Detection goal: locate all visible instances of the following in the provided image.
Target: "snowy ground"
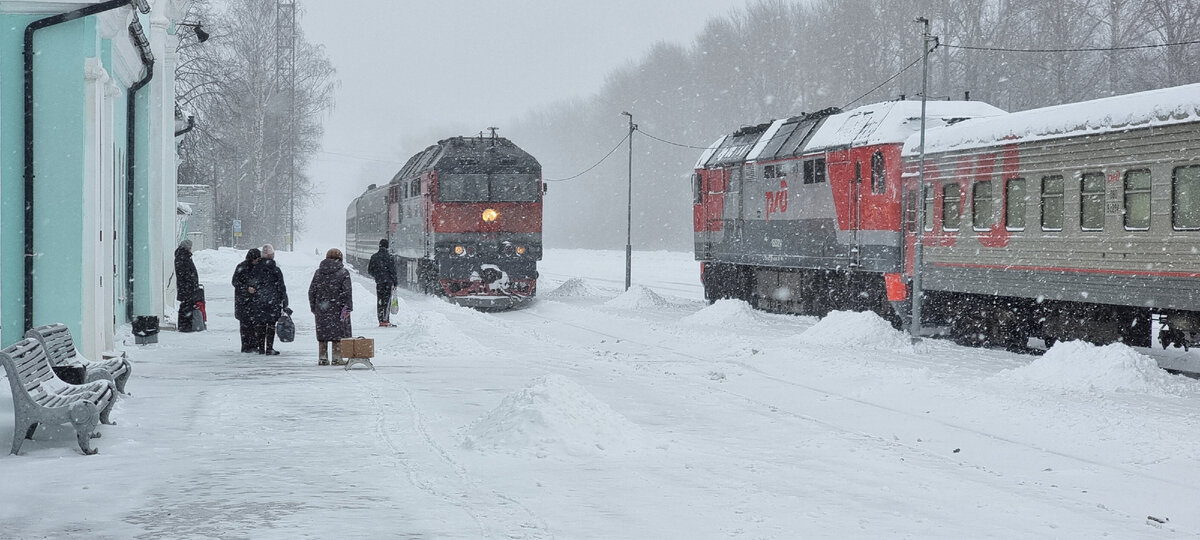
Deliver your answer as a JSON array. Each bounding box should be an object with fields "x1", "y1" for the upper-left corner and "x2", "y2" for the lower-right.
[{"x1": 2, "y1": 248, "x2": 1200, "y2": 539}]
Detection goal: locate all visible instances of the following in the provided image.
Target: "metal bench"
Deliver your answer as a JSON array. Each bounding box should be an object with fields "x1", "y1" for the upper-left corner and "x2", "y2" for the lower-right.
[
  {"x1": 27, "y1": 323, "x2": 132, "y2": 394},
  {"x1": 0, "y1": 337, "x2": 117, "y2": 455}
]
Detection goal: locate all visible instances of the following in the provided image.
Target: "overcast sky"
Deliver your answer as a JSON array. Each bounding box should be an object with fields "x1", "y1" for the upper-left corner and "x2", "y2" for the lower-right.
[{"x1": 298, "y1": 0, "x2": 753, "y2": 249}]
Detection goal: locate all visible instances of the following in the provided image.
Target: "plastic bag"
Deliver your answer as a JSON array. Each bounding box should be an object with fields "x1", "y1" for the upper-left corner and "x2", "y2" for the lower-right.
[
  {"x1": 389, "y1": 291, "x2": 400, "y2": 314},
  {"x1": 276, "y1": 312, "x2": 295, "y2": 343}
]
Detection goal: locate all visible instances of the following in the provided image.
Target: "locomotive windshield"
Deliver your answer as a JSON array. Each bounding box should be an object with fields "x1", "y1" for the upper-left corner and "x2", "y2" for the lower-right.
[{"x1": 439, "y1": 173, "x2": 541, "y2": 202}]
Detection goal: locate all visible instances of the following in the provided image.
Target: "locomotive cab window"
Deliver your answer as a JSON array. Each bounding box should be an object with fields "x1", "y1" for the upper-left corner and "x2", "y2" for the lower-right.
[
  {"x1": 438, "y1": 173, "x2": 541, "y2": 203},
  {"x1": 942, "y1": 183, "x2": 961, "y2": 231},
  {"x1": 1041, "y1": 175, "x2": 1064, "y2": 231},
  {"x1": 1173, "y1": 165, "x2": 1200, "y2": 230},
  {"x1": 1124, "y1": 169, "x2": 1151, "y2": 230},
  {"x1": 870, "y1": 151, "x2": 885, "y2": 194},
  {"x1": 1080, "y1": 172, "x2": 1105, "y2": 231},
  {"x1": 972, "y1": 180, "x2": 994, "y2": 230},
  {"x1": 802, "y1": 158, "x2": 826, "y2": 184},
  {"x1": 693, "y1": 172, "x2": 703, "y2": 204},
  {"x1": 1005, "y1": 177, "x2": 1026, "y2": 230}
]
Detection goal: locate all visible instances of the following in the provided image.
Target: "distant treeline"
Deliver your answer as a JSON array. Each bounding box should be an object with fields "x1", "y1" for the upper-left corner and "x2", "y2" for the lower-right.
[{"x1": 506, "y1": 0, "x2": 1200, "y2": 251}]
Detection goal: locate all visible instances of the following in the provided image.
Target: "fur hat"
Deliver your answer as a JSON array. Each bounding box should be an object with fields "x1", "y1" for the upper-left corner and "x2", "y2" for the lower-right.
[{"x1": 379, "y1": 238, "x2": 389, "y2": 249}]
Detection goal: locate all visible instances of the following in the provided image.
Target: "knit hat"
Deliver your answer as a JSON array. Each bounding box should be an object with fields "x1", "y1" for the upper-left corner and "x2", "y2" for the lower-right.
[
  {"x1": 262, "y1": 244, "x2": 275, "y2": 259},
  {"x1": 179, "y1": 238, "x2": 192, "y2": 250},
  {"x1": 379, "y1": 239, "x2": 388, "y2": 249}
]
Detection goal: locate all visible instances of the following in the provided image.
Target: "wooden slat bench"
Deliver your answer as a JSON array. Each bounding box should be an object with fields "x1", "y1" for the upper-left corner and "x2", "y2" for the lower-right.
[
  {"x1": 27, "y1": 323, "x2": 132, "y2": 394},
  {"x1": 0, "y1": 337, "x2": 117, "y2": 455}
]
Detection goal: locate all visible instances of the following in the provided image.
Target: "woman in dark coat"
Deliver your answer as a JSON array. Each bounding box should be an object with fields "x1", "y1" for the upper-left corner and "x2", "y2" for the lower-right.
[
  {"x1": 232, "y1": 248, "x2": 262, "y2": 353},
  {"x1": 308, "y1": 248, "x2": 353, "y2": 366},
  {"x1": 249, "y1": 244, "x2": 288, "y2": 355},
  {"x1": 174, "y1": 239, "x2": 202, "y2": 332}
]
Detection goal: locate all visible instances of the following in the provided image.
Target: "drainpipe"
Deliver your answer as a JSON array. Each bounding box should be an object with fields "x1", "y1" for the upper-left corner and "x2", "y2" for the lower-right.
[
  {"x1": 22, "y1": 0, "x2": 147, "y2": 333},
  {"x1": 126, "y1": 16, "x2": 155, "y2": 322},
  {"x1": 174, "y1": 115, "x2": 195, "y2": 137}
]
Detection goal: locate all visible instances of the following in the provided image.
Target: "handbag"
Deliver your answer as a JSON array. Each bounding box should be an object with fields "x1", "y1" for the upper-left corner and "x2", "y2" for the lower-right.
[
  {"x1": 389, "y1": 291, "x2": 400, "y2": 314},
  {"x1": 276, "y1": 311, "x2": 296, "y2": 343}
]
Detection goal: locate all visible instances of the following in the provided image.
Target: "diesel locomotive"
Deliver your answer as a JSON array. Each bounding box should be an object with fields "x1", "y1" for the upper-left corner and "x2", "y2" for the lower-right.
[
  {"x1": 693, "y1": 83, "x2": 1200, "y2": 350},
  {"x1": 346, "y1": 134, "x2": 544, "y2": 309}
]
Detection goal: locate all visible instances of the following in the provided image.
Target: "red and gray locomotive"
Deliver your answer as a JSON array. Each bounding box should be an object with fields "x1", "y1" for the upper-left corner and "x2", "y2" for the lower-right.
[
  {"x1": 694, "y1": 83, "x2": 1200, "y2": 350},
  {"x1": 346, "y1": 134, "x2": 544, "y2": 309}
]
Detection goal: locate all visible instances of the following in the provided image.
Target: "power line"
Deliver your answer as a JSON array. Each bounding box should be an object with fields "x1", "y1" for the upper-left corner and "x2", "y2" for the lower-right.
[
  {"x1": 843, "y1": 52, "x2": 927, "y2": 109},
  {"x1": 312, "y1": 149, "x2": 406, "y2": 165},
  {"x1": 544, "y1": 132, "x2": 631, "y2": 182},
  {"x1": 637, "y1": 128, "x2": 712, "y2": 150},
  {"x1": 944, "y1": 39, "x2": 1200, "y2": 54}
]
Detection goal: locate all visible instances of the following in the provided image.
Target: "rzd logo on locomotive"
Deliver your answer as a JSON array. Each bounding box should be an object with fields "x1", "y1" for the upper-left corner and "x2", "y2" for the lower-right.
[{"x1": 765, "y1": 180, "x2": 788, "y2": 220}]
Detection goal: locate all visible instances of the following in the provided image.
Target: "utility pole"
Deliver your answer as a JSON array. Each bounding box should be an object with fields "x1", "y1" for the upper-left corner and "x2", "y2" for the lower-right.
[
  {"x1": 277, "y1": 0, "x2": 297, "y2": 250},
  {"x1": 621, "y1": 111, "x2": 635, "y2": 291},
  {"x1": 911, "y1": 16, "x2": 933, "y2": 341}
]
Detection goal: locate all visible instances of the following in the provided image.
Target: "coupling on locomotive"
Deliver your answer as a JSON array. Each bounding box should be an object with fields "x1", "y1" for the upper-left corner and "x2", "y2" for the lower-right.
[
  {"x1": 693, "y1": 82, "x2": 1200, "y2": 350},
  {"x1": 346, "y1": 134, "x2": 543, "y2": 309}
]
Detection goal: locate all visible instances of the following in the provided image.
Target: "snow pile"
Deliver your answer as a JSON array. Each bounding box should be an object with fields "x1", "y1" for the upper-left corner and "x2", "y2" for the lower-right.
[
  {"x1": 191, "y1": 247, "x2": 241, "y2": 277},
  {"x1": 681, "y1": 299, "x2": 761, "y2": 327},
  {"x1": 796, "y1": 310, "x2": 910, "y2": 350},
  {"x1": 604, "y1": 285, "x2": 670, "y2": 310},
  {"x1": 1001, "y1": 341, "x2": 1195, "y2": 395},
  {"x1": 542, "y1": 277, "x2": 603, "y2": 299},
  {"x1": 461, "y1": 374, "x2": 649, "y2": 457}
]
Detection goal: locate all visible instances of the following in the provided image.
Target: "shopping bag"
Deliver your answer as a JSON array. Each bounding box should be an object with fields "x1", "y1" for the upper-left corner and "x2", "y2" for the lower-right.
[
  {"x1": 276, "y1": 312, "x2": 296, "y2": 343},
  {"x1": 191, "y1": 307, "x2": 206, "y2": 332},
  {"x1": 389, "y1": 291, "x2": 400, "y2": 314}
]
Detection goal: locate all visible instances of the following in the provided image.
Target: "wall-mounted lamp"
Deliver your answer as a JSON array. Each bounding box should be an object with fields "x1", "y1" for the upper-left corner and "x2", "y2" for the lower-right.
[{"x1": 177, "y1": 22, "x2": 209, "y2": 42}]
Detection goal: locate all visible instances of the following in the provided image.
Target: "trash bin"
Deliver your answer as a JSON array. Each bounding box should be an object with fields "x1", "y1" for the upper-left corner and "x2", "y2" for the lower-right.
[{"x1": 133, "y1": 315, "x2": 160, "y2": 345}]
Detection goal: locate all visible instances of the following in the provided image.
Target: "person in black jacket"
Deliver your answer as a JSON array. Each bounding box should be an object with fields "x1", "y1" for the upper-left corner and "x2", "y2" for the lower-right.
[
  {"x1": 232, "y1": 248, "x2": 262, "y2": 353},
  {"x1": 175, "y1": 239, "x2": 202, "y2": 332},
  {"x1": 250, "y1": 244, "x2": 288, "y2": 355},
  {"x1": 367, "y1": 238, "x2": 398, "y2": 327},
  {"x1": 309, "y1": 248, "x2": 353, "y2": 366}
]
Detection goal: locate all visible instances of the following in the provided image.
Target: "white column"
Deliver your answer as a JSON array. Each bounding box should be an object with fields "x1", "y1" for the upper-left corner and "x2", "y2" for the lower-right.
[
  {"x1": 148, "y1": 11, "x2": 172, "y2": 322},
  {"x1": 103, "y1": 75, "x2": 121, "y2": 352},
  {"x1": 82, "y1": 57, "x2": 109, "y2": 362}
]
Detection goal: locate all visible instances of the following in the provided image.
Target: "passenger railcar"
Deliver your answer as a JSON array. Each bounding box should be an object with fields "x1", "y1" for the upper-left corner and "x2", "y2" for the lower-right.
[
  {"x1": 346, "y1": 135, "x2": 544, "y2": 309},
  {"x1": 901, "y1": 83, "x2": 1200, "y2": 349}
]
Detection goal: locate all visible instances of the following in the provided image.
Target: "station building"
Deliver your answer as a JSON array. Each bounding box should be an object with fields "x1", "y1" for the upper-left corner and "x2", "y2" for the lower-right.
[{"x1": 0, "y1": 0, "x2": 194, "y2": 360}]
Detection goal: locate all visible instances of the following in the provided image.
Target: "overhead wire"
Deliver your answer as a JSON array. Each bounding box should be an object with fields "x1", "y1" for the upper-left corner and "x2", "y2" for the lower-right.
[
  {"x1": 544, "y1": 132, "x2": 630, "y2": 182},
  {"x1": 636, "y1": 128, "x2": 713, "y2": 150},
  {"x1": 943, "y1": 39, "x2": 1200, "y2": 54}
]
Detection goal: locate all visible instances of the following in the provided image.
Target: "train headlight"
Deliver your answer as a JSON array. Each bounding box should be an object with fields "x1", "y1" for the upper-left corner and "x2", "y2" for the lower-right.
[
  {"x1": 516, "y1": 245, "x2": 526, "y2": 255},
  {"x1": 453, "y1": 245, "x2": 466, "y2": 256},
  {"x1": 481, "y1": 208, "x2": 499, "y2": 223}
]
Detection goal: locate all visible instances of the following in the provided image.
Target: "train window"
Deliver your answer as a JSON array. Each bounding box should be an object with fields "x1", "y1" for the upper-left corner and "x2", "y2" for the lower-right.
[
  {"x1": 763, "y1": 165, "x2": 777, "y2": 179},
  {"x1": 870, "y1": 151, "x2": 886, "y2": 194},
  {"x1": 802, "y1": 158, "x2": 826, "y2": 184},
  {"x1": 1005, "y1": 178, "x2": 1026, "y2": 230},
  {"x1": 410, "y1": 179, "x2": 420, "y2": 197},
  {"x1": 972, "y1": 180, "x2": 994, "y2": 230},
  {"x1": 1173, "y1": 165, "x2": 1200, "y2": 230},
  {"x1": 693, "y1": 173, "x2": 703, "y2": 204},
  {"x1": 491, "y1": 173, "x2": 542, "y2": 202},
  {"x1": 942, "y1": 183, "x2": 961, "y2": 231},
  {"x1": 923, "y1": 184, "x2": 935, "y2": 231},
  {"x1": 1080, "y1": 172, "x2": 1106, "y2": 231},
  {"x1": 1041, "y1": 175, "x2": 1064, "y2": 231},
  {"x1": 1124, "y1": 169, "x2": 1151, "y2": 230}
]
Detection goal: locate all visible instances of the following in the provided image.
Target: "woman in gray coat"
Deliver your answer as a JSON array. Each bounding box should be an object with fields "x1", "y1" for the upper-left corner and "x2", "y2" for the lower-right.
[{"x1": 308, "y1": 248, "x2": 353, "y2": 365}]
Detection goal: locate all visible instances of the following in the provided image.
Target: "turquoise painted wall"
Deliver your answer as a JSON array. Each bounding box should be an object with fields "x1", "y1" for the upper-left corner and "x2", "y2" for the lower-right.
[{"x1": 1, "y1": 14, "x2": 94, "y2": 345}]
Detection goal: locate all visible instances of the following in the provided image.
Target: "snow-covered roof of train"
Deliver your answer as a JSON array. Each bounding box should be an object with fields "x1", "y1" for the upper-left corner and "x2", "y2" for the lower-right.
[
  {"x1": 904, "y1": 82, "x2": 1200, "y2": 155},
  {"x1": 803, "y1": 100, "x2": 1005, "y2": 153}
]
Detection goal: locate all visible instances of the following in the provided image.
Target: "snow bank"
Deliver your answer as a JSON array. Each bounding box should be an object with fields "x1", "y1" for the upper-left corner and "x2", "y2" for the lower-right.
[
  {"x1": 681, "y1": 299, "x2": 761, "y2": 327},
  {"x1": 460, "y1": 374, "x2": 649, "y2": 457},
  {"x1": 604, "y1": 285, "x2": 670, "y2": 310},
  {"x1": 542, "y1": 277, "x2": 603, "y2": 299},
  {"x1": 796, "y1": 310, "x2": 911, "y2": 350},
  {"x1": 1001, "y1": 341, "x2": 1196, "y2": 395}
]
